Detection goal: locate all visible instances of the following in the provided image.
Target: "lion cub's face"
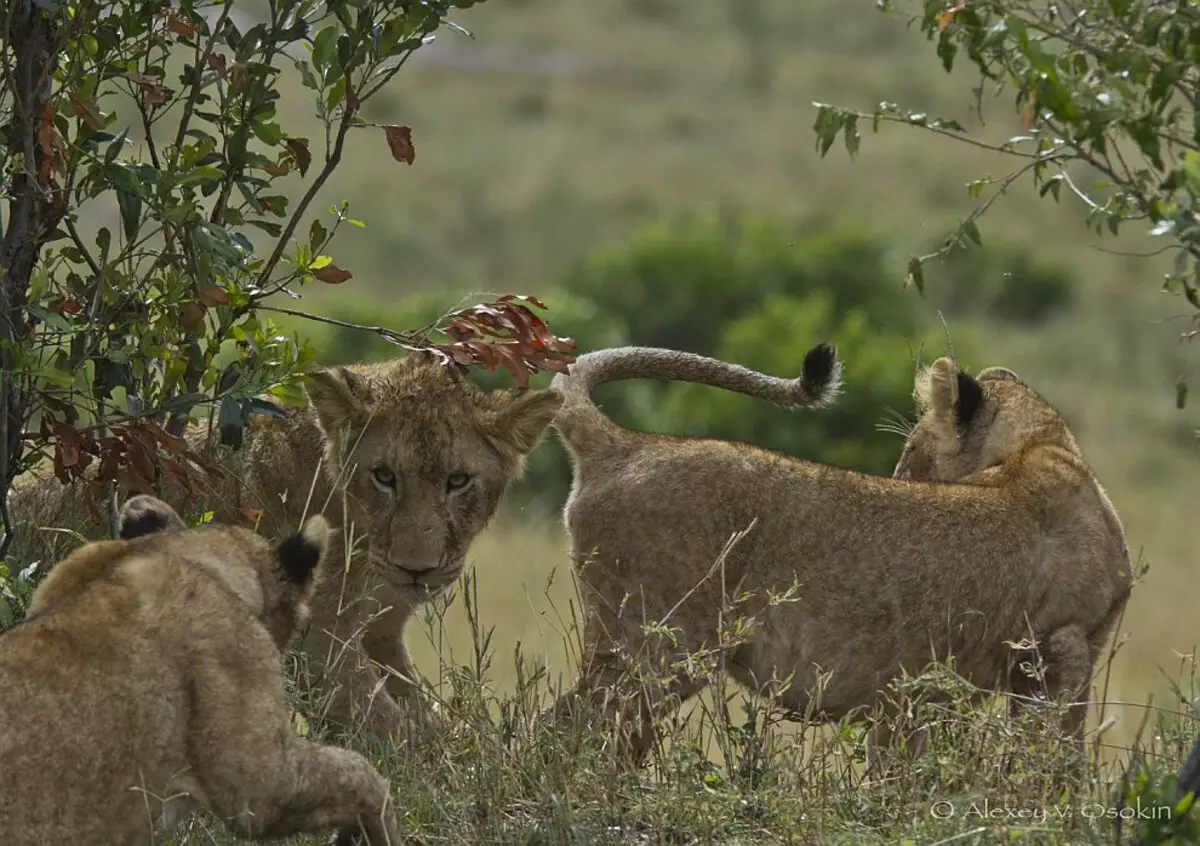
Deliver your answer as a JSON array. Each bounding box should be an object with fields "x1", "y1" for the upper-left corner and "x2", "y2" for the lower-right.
[
  {"x1": 304, "y1": 352, "x2": 562, "y2": 599},
  {"x1": 118, "y1": 495, "x2": 330, "y2": 648},
  {"x1": 894, "y1": 358, "x2": 1069, "y2": 483}
]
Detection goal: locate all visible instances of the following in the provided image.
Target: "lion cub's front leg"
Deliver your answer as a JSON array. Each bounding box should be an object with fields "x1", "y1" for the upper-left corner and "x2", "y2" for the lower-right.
[{"x1": 362, "y1": 619, "x2": 448, "y2": 737}]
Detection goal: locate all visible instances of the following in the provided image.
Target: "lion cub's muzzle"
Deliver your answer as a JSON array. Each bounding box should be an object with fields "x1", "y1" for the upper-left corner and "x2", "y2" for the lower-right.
[{"x1": 388, "y1": 558, "x2": 463, "y2": 593}]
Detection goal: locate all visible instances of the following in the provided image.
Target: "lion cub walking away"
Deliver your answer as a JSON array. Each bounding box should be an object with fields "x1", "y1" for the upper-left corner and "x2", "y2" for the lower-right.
[
  {"x1": 546, "y1": 346, "x2": 1132, "y2": 768},
  {"x1": 0, "y1": 495, "x2": 399, "y2": 845}
]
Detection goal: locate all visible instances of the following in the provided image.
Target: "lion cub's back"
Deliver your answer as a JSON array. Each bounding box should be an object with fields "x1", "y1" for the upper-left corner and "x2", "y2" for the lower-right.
[{"x1": 0, "y1": 552, "x2": 218, "y2": 842}]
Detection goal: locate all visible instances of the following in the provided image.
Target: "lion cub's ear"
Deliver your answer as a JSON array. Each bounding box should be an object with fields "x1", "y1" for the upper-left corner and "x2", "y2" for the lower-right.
[
  {"x1": 924, "y1": 357, "x2": 983, "y2": 428},
  {"x1": 118, "y1": 495, "x2": 186, "y2": 540},
  {"x1": 487, "y1": 389, "x2": 563, "y2": 457},
  {"x1": 305, "y1": 367, "x2": 371, "y2": 434},
  {"x1": 976, "y1": 366, "x2": 1022, "y2": 384},
  {"x1": 275, "y1": 515, "x2": 331, "y2": 586}
]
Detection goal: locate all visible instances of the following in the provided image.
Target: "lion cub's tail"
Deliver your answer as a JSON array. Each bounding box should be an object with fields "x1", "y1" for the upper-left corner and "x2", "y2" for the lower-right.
[{"x1": 550, "y1": 343, "x2": 842, "y2": 456}]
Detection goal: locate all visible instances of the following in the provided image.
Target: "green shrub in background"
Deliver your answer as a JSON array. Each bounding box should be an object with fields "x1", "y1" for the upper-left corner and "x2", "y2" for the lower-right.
[
  {"x1": 658, "y1": 291, "x2": 954, "y2": 475},
  {"x1": 567, "y1": 210, "x2": 922, "y2": 357},
  {"x1": 287, "y1": 211, "x2": 1083, "y2": 513},
  {"x1": 924, "y1": 242, "x2": 1077, "y2": 326}
]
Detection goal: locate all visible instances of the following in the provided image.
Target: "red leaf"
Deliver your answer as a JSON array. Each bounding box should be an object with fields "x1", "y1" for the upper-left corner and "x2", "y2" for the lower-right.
[
  {"x1": 937, "y1": 2, "x2": 965, "y2": 29},
  {"x1": 206, "y1": 53, "x2": 229, "y2": 79},
  {"x1": 198, "y1": 283, "x2": 228, "y2": 306},
  {"x1": 70, "y1": 94, "x2": 106, "y2": 130},
  {"x1": 52, "y1": 446, "x2": 69, "y2": 484},
  {"x1": 181, "y1": 302, "x2": 206, "y2": 332},
  {"x1": 238, "y1": 507, "x2": 265, "y2": 526},
  {"x1": 229, "y1": 64, "x2": 249, "y2": 96},
  {"x1": 383, "y1": 125, "x2": 415, "y2": 165},
  {"x1": 284, "y1": 138, "x2": 311, "y2": 177},
  {"x1": 143, "y1": 422, "x2": 191, "y2": 456},
  {"x1": 117, "y1": 466, "x2": 155, "y2": 496},
  {"x1": 264, "y1": 159, "x2": 290, "y2": 177},
  {"x1": 312, "y1": 264, "x2": 352, "y2": 284},
  {"x1": 492, "y1": 344, "x2": 532, "y2": 387},
  {"x1": 167, "y1": 17, "x2": 198, "y2": 38}
]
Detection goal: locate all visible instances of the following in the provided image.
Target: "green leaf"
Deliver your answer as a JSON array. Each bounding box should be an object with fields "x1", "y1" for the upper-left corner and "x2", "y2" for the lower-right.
[
  {"x1": 905, "y1": 255, "x2": 925, "y2": 294},
  {"x1": 843, "y1": 113, "x2": 860, "y2": 159},
  {"x1": 961, "y1": 219, "x2": 982, "y2": 247},
  {"x1": 160, "y1": 392, "x2": 208, "y2": 413},
  {"x1": 295, "y1": 59, "x2": 320, "y2": 91},
  {"x1": 244, "y1": 396, "x2": 286, "y2": 419},
  {"x1": 309, "y1": 218, "x2": 328, "y2": 251},
  {"x1": 812, "y1": 105, "x2": 845, "y2": 158},
  {"x1": 246, "y1": 219, "x2": 284, "y2": 237},
  {"x1": 218, "y1": 395, "x2": 245, "y2": 449},
  {"x1": 117, "y1": 190, "x2": 142, "y2": 241},
  {"x1": 176, "y1": 166, "x2": 224, "y2": 188},
  {"x1": 1039, "y1": 173, "x2": 1065, "y2": 202},
  {"x1": 311, "y1": 25, "x2": 338, "y2": 76}
]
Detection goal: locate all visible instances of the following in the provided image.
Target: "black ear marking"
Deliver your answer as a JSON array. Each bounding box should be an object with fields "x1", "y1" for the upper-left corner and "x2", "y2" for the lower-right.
[
  {"x1": 118, "y1": 495, "x2": 185, "y2": 540},
  {"x1": 955, "y1": 371, "x2": 984, "y2": 427},
  {"x1": 276, "y1": 531, "x2": 322, "y2": 586}
]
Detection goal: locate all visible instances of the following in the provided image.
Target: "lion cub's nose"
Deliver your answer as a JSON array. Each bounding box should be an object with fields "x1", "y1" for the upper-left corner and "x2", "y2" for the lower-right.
[{"x1": 398, "y1": 559, "x2": 440, "y2": 575}]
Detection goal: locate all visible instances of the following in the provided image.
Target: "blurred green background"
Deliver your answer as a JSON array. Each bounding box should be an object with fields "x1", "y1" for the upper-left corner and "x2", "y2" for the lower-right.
[{"x1": 214, "y1": 0, "x2": 1195, "y2": 751}]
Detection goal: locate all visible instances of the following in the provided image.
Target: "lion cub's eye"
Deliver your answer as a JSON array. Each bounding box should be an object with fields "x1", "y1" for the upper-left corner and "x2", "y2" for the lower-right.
[
  {"x1": 371, "y1": 465, "x2": 397, "y2": 491},
  {"x1": 446, "y1": 472, "x2": 472, "y2": 494}
]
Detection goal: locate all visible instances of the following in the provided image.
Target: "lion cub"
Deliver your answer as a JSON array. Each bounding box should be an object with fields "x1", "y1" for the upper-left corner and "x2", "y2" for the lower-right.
[
  {"x1": 546, "y1": 346, "x2": 1132, "y2": 765},
  {"x1": 0, "y1": 495, "x2": 399, "y2": 845}
]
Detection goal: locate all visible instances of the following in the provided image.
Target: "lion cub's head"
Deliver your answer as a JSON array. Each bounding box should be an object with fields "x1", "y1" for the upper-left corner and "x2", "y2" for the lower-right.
[
  {"x1": 117, "y1": 495, "x2": 331, "y2": 648},
  {"x1": 303, "y1": 352, "x2": 563, "y2": 599},
  {"x1": 893, "y1": 357, "x2": 1077, "y2": 482}
]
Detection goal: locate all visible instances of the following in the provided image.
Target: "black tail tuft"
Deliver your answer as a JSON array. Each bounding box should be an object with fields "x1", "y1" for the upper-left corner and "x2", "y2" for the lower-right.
[
  {"x1": 801, "y1": 343, "x2": 839, "y2": 393},
  {"x1": 276, "y1": 531, "x2": 322, "y2": 586}
]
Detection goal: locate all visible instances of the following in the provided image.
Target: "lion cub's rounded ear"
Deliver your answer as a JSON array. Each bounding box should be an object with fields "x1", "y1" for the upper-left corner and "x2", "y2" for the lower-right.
[
  {"x1": 977, "y1": 366, "x2": 1022, "y2": 384},
  {"x1": 487, "y1": 389, "x2": 564, "y2": 457},
  {"x1": 276, "y1": 515, "x2": 331, "y2": 586},
  {"x1": 305, "y1": 367, "x2": 371, "y2": 433},
  {"x1": 118, "y1": 495, "x2": 186, "y2": 540}
]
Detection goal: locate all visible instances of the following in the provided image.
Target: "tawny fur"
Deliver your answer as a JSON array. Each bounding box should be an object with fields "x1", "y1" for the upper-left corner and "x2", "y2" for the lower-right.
[
  {"x1": 5, "y1": 352, "x2": 562, "y2": 743},
  {"x1": 0, "y1": 496, "x2": 399, "y2": 845},
  {"x1": 546, "y1": 347, "x2": 1133, "y2": 766}
]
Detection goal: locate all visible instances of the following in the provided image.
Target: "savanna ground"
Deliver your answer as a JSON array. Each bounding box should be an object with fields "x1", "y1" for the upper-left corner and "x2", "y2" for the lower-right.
[{"x1": 53, "y1": 0, "x2": 1200, "y2": 842}]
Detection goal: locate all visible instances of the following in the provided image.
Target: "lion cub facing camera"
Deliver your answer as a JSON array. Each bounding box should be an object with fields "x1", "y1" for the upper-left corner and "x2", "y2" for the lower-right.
[{"x1": 0, "y1": 495, "x2": 399, "y2": 845}]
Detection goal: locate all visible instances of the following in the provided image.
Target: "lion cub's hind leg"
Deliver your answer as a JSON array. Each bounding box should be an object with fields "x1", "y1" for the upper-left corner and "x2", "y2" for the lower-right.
[
  {"x1": 549, "y1": 616, "x2": 711, "y2": 767},
  {"x1": 1009, "y1": 624, "x2": 1093, "y2": 747}
]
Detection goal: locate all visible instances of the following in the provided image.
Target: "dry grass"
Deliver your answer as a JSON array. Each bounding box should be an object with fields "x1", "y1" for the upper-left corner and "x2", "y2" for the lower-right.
[{"x1": 162, "y1": 524, "x2": 1199, "y2": 844}]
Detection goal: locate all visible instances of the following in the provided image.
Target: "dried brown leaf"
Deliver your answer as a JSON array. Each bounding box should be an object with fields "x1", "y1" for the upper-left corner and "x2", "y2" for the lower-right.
[
  {"x1": 181, "y1": 302, "x2": 206, "y2": 332},
  {"x1": 383, "y1": 125, "x2": 415, "y2": 165},
  {"x1": 312, "y1": 264, "x2": 352, "y2": 284},
  {"x1": 198, "y1": 283, "x2": 229, "y2": 306},
  {"x1": 284, "y1": 138, "x2": 311, "y2": 177},
  {"x1": 70, "y1": 94, "x2": 106, "y2": 130}
]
